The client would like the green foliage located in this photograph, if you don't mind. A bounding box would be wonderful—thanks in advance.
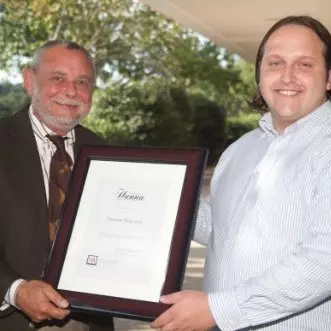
[0,82,29,117]
[0,0,134,72]
[226,112,260,145]
[0,0,258,162]
[189,93,227,164]
[84,79,227,164]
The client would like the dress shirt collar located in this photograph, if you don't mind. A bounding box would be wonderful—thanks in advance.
[259,100,331,137]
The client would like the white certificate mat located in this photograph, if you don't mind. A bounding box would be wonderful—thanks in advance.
[58,160,187,302]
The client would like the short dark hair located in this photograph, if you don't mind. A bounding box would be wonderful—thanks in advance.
[30,40,96,84]
[251,16,331,111]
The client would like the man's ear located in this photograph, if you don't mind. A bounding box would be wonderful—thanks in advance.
[326,69,331,91]
[22,68,35,96]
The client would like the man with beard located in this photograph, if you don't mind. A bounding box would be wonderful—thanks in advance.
[0,41,114,331]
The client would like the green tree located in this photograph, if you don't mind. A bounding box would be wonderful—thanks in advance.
[0,82,29,117]
[0,0,258,157]
[223,59,260,145]
[84,78,227,164]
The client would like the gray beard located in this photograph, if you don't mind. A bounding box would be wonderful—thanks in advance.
[31,86,85,133]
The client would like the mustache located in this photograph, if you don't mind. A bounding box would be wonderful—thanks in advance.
[52,99,81,107]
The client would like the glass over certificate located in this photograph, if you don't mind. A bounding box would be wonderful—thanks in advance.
[44,146,207,321]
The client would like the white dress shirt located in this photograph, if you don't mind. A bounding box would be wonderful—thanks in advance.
[195,100,331,330]
[1,107,75,310]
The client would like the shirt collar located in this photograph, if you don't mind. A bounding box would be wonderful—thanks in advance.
[259,112,276,136]
[28,105,75,144]
[259,100,331,136]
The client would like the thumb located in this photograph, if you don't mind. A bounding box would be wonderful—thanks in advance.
[43,286,69,309]
[160,291,183,304]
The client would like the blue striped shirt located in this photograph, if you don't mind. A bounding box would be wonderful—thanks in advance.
[195,100,331,330]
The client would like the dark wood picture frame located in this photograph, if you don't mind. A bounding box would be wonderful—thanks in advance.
[44,145,208,321]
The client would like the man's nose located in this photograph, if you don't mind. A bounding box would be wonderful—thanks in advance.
[280,64,297,84]
[63,81,77,97]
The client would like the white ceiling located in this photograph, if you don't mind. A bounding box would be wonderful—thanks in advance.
[141,0,331,62]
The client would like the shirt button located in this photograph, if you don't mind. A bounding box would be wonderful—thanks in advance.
[28,322,36,329]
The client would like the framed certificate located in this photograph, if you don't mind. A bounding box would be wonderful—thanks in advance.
[44,145,207,321]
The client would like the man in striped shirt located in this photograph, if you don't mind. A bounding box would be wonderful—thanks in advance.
[152,15,331,331]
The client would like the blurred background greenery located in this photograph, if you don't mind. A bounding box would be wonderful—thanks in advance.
[0,0,261,164]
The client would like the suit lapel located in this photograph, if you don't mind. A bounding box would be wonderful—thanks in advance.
[74,126,84,158]
[73,124,102,157]
[6,109,48,235]
[7,117,101,228]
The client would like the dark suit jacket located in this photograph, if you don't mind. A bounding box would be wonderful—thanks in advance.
[0,109,114,331]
